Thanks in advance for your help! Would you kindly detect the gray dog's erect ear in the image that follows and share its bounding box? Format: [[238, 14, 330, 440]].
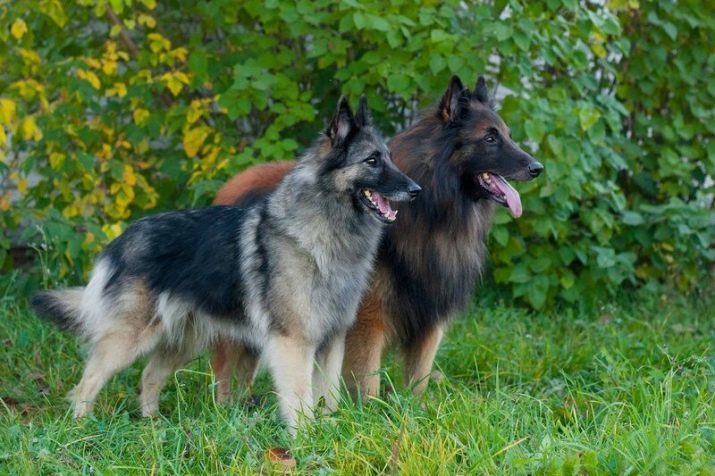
[[473, 76, 491, 106], [327, 96, 356, 147], [355, 95, 372, 128], [438, 75, 468, 123]]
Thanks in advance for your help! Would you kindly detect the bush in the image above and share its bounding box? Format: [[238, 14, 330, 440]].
[[1, 0, 713, 306]]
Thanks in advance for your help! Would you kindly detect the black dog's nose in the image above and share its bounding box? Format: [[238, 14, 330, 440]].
[[529, 161, 544, 178], [408, 183, 421, 199]]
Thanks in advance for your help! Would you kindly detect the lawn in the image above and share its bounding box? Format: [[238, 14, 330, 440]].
[[0, 280, 713, 474]]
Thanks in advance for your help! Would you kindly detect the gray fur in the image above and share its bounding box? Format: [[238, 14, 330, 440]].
[[30, 97, 420, 435]]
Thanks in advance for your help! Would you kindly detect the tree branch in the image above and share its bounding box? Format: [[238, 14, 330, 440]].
[[106, 7, 139, 58]]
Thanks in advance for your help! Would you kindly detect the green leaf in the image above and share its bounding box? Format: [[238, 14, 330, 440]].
[[578, 106, 601, 131], [622, 211, 644, 225], [430, 29, 450, 43], [525, 119, 546, 143], [492, 227, 509, 246], [77, 152, 94, 171], [387, 74, 410, 95], [429, 55, 446, 75], [525, 276, 550, 309], [513, 31, 530, 51]]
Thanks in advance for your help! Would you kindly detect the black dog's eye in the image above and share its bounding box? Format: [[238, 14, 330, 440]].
[[484, 135, 497, 144]]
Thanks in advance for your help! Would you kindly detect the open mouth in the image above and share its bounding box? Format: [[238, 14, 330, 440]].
[[359, 189, 398, 224], [476, 172, 523, 218]]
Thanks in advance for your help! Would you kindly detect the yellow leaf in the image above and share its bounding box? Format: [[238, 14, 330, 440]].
[[162, 72, 189, 96], [102, 222, 124, 240], [186, 99, 204, 125], [183, 126, 209, 157], [83, 57, 102, 69], [106, 82, 127, 97], [136, 139, 149, 154], [63, 204, 79, 218], [140, 0, 157, 9], [103, 59, 118, 76], [591, 43, 607, 59], [138, 13, 156, 28], [123, 165, 137, 186], [11, 79, 44, 100], [148, 33, 171, 53], [18, 48, 41, 65], [77, 69, 101, 89], [172, 47, 188, 63], [49, 152, 65, 169], [21, 116, 43, 141], [11, 19, 28, 40], [17, 178, 27, 194], [203, 145, 220, 167], [98, 143, 112, 159], [0, 194, 10, 211], [133, 108, 150, 125], [40, 0, 68, 27], [0, 127, 6, 146], [0, 99, 17, 124]]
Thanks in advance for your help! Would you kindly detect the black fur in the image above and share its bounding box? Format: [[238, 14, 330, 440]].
[[101, 206, 250, 319], [30, 292, 79, 332]]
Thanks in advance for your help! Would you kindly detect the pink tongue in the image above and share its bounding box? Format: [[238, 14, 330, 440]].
[[491, 175, 522, 218], [372, 192, 395, 215]]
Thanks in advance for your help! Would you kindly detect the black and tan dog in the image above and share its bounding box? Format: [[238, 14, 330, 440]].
[[212, 75, 544, 400]]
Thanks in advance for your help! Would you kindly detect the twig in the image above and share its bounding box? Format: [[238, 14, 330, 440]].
[[106, 7, 139, 58]]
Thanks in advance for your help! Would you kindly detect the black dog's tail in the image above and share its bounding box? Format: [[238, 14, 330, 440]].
[[30, 288, 85, 334]]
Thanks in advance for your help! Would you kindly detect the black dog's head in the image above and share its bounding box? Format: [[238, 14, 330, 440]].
[[321, 96, 421, 224], [438, 75, 543, 218]]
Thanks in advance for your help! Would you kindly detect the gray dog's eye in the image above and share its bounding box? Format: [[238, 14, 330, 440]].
[[364, 152, 380, 166]]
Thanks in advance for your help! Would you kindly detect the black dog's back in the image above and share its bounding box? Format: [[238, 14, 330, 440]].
[[102, 205, 253, 319]]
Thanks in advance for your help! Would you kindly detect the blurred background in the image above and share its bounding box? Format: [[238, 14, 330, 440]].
[[1, 0, 713, 308]]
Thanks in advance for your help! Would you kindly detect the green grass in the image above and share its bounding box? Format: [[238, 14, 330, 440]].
[[1, 282, 713, 474]]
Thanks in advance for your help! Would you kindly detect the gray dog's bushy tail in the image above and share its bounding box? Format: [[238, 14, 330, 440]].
[[30, 288, 84, 334]]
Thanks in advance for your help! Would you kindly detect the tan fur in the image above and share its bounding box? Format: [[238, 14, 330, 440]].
[[313, 331, 346, 413], [342, 286, 391, 398], [212, 342, 259, 404], [71, 281, 163, 417], [263, 334, 316, 430], [403, 323, 445, 395], [214, 161, 296, 206]]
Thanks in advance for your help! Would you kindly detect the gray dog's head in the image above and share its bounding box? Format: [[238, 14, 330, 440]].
[[313, 96, 421, 224]]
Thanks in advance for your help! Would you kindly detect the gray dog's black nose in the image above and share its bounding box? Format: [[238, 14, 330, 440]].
[[529, 161, 544, 178], [408, 183, 421, 199]]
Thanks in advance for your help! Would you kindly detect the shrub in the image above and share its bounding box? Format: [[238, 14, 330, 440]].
[[1, 0, 712, 306]]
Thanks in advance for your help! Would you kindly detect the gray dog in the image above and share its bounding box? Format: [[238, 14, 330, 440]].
[[31, 96, 420, 435]]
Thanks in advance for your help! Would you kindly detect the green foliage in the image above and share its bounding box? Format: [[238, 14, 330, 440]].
[[1, 0, 713, 306]]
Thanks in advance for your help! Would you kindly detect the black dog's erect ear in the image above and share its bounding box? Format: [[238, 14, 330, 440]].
[[473, 76, 491, 106], [327, 96, 356, 147], [438, 75, 468, 123], [355, 95, 372, 128]]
